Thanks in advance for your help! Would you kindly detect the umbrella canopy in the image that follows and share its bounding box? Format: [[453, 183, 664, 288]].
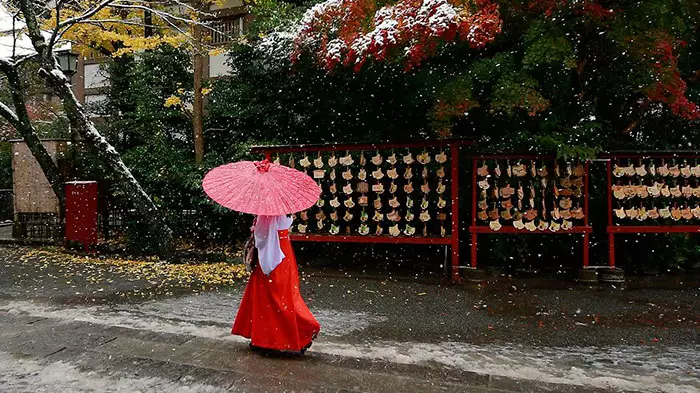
[[203, 160, 321, 216]]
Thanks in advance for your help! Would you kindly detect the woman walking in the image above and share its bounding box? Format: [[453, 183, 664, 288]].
[[232, 214, 319, 353], [203, 159, 321, 355]]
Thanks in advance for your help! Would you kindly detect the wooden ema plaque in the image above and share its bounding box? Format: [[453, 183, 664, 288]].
[[469, 155, 592, 269], [603, 151, 700, 268], [251, 140, 474, 282]]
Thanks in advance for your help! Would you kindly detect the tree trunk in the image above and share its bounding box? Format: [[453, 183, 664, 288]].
[[0, 62, 65, 215], [19, 0, 174, 258], [193, 23, 205, 165], [144, 6, 153, 38]]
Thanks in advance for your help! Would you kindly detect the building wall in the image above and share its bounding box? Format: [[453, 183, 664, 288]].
[[11, 140, 67, 214]]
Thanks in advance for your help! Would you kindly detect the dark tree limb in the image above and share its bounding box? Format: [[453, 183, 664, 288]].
[[0, 59, 66, 213]]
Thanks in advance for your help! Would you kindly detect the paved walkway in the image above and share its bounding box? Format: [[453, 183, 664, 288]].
[[0, 299, 669, 393], [0, 245, 698, 392]]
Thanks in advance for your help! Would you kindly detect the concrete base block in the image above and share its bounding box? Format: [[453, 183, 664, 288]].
[[599, 268, 625, 284], [461, 268, 486, 282], [576, 268, 599, 283]]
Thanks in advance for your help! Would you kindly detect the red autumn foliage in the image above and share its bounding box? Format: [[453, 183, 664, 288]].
[[646, 38, 700, 121], [579, 1, 615, 19], [292, 0, 502, 72]]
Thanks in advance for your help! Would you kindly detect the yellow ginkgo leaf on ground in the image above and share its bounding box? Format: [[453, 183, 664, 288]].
[[16, 247, 248, 290]]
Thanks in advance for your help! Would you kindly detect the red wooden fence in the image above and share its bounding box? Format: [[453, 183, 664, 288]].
[[251, 139, 474, 282]]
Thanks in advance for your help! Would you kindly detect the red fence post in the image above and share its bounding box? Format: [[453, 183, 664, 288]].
[[583, 161, 591, 267], [450, 144, 460, 282], [470, 158, 479, 268], [606, 159, 615, 268]]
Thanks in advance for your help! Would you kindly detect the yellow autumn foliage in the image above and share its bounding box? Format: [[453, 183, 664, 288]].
[[19, 248, 249, 290], [164, 95, 183, 107], [41, 1, 226, 58]]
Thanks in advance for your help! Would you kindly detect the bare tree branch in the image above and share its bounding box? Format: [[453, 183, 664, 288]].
[[0, 101, 20, 128], [109, 3, 227, 39], [73, 19, 165, 28], [50, 0, 61, 48], [55, 0, 113, 30]]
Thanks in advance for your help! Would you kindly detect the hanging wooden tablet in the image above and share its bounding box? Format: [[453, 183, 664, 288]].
[[300, 155, 312, 168], [647, 206, 660, 219], [314, 153, 324, 169], [371, 151, 383, 166], [436, 180, 446, 194], [386, 151, 397, 165], [358, 223, 370, 235], [417, 151, 431, 165], [387, 168, 399, 180], [436, 167, 445, 178], [344, 197, 355, 209], [406, 210, 415, 221], [404, 224, 416, 236], [358, 168, 367, 181], [435, 151, 447, 164], [328, 154, 338, 168], [389, 181, 398, 194], [360, 208, 369, 222], [403, 152, 414, 165], [340, 151, 354, 166]]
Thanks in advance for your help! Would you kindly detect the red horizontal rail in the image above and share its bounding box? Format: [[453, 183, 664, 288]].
[[469, 226, 593, 234], [250, 139, 474, 154], [607, 226, 700, 233], [471, 154, 557, 160], [290, 234, 452, 245], [601, 152, 700, 159]]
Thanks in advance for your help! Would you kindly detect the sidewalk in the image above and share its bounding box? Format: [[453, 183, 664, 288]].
[[0, 245, 698, 392]]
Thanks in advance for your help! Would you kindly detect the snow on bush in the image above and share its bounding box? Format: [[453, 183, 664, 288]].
[[290, 0, 502, 71]]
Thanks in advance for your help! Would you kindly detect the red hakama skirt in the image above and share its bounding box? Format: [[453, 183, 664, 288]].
[[232, 229, 320, 352]]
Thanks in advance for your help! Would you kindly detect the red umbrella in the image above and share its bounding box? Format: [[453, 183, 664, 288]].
[[203, 159, 321, 216]]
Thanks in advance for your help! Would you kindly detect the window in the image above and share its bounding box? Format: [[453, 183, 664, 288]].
[[209, 52, 231, 78], [85, 94, 107, 104], [208, 17, 245, 45], [84, 63, 108, 89], [85, 94, 107, 117]]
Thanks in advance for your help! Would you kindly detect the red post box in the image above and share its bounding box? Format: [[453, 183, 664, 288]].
[[65, 181, 98, 252]]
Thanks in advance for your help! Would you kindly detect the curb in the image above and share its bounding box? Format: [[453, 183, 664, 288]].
[[307, 351, 640, 393]]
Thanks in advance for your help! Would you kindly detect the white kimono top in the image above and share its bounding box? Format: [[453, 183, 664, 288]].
[[253, 215, 293, 275]]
